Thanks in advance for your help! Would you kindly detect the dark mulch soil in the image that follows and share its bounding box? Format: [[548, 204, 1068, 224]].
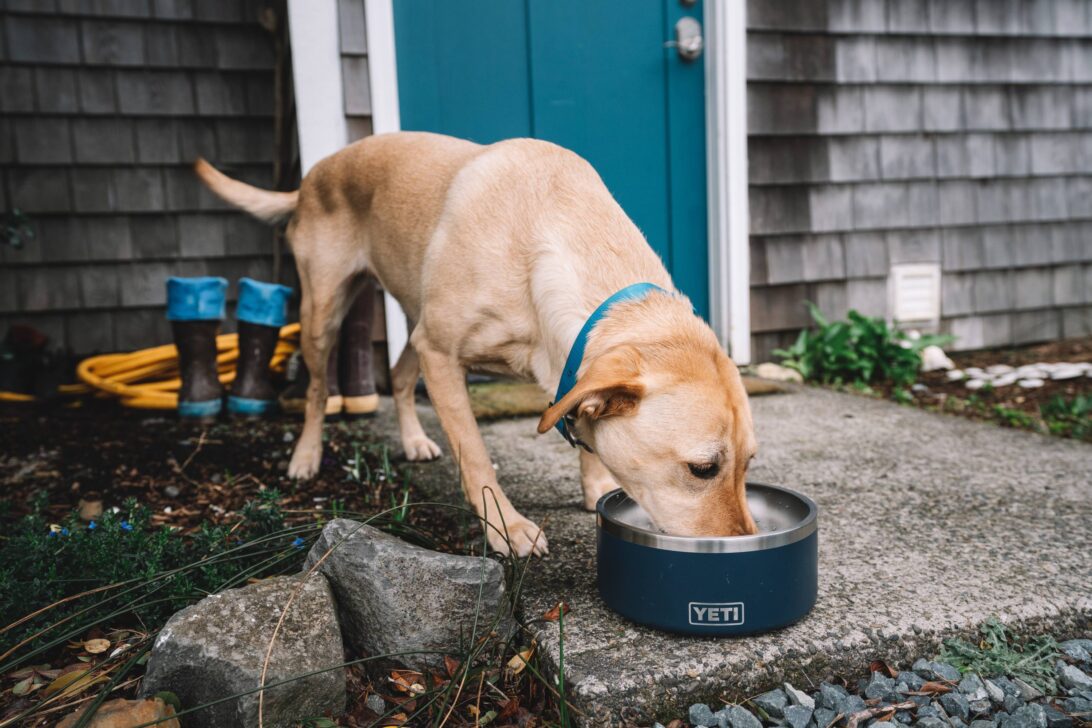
[[873, 337, 1092, 440], [0, 399, 472, 547]]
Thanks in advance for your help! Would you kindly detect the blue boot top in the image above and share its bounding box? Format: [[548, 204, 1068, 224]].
[[167, 276, 228, 322], [236, 277, 294, 328]]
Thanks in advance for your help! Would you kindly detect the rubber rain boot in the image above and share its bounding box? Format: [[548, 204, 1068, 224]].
[[166, 276, 227, 420], [278, 342, 342, 417], [228, 277, 293, 417], [339, 278, 380, 417]]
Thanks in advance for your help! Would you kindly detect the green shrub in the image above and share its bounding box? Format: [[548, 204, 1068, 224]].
[[0, 490, 310, 659], [773, 303, 952, 389]]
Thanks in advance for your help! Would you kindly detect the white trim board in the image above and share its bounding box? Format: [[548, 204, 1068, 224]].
[[363, 0, 410, 366], [705, 1, 751, 364]]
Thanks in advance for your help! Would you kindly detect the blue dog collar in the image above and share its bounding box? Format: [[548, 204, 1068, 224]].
[[552, 282, 666, 448]]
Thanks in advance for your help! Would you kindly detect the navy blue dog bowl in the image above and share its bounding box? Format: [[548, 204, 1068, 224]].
[[596, 483, 818, 635]]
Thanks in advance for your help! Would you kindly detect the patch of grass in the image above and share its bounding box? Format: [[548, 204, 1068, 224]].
[[0, 489, 310, 660], [937, 617, 1061, 693], [774, 303, 952, 390]]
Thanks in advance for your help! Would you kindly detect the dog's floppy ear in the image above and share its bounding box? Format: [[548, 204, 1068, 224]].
[[537, 346, 645, 434]]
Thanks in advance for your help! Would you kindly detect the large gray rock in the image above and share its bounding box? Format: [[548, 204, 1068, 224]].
[[304, 519, 513, 670], [142, 575, 345, 728]]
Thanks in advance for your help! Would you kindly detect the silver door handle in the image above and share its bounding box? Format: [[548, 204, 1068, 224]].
[[665, 16, 703, 62]]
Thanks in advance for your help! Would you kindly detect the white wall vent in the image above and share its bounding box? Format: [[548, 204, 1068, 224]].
[[888, 263, 941, 323]]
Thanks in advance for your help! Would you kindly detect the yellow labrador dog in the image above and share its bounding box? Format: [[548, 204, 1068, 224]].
[[196, 132, 757, 557]]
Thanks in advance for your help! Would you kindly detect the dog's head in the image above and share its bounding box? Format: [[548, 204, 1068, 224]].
[[538, 333, 758, 537]]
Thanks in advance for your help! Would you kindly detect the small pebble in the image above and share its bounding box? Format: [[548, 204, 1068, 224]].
[[365, 693, 386, 714], [984, 679, 1005, 704], [814, 707, 838, 728], [965, 379, 988, 391], [1059, 640, 1092, 663], [991, 373, 1017, 387], [1017, 378, 1044, 389], [1011, 678, 1042, 702], [1056, 662, 1092, 691], [1002, 694, 1024, 714], [873, 723, 898, 728], [971, 721, 995, 728], [946, 369, 966, 381], [784, 683, 815, 710], [283, 431, 295, 443], [817, 683, 847, 712], [917, 717, 949, 728], [752, 689, 788, 719], [986, 364, 1015, 375], [1042, 705, 1072, 728], [783, 705, 812, 728], [960, 674, 989, 702], [942, 692, 972, 721], [690, 703, 717, 727], [719, 704, 761, 728], [164, 485, 180, 498], [899, 671, 926, 691]]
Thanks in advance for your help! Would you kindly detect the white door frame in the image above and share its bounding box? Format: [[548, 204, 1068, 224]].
[[290, 0, 750, 366]]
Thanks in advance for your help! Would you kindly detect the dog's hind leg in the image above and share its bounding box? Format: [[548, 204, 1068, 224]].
[[287, 254, 357, 480], [391, 338, 442, 461]]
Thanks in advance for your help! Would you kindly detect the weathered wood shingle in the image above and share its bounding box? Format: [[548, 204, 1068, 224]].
[[748, 0, 1092, 361], [1, 0, 280, 353]]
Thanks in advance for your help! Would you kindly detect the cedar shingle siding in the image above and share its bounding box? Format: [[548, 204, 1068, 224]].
[[748, 0, 1092, 360], [1, 0, 278, 354]]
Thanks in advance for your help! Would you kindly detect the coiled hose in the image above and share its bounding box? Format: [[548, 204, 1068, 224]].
[[0, 324, 301, 409]]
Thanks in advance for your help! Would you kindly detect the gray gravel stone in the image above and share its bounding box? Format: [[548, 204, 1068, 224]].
[[1012, 678, 1043, 701], [991, 677, 1019, 697], [141, 575, 345, 728], [843, 695, 867, 715], [933, 662, 963, 682], [690, 703, 717, 727], [895, 711, 913, 724], [912, 658, 933, 676], [719, 704, 763, 728], [1056, 662, 1092, 691], [916, 717, 949, 728], [365, 693, 386, 714], [814, 707, 838, 728], [785, 683, 815, 710], [818, 683, 848, 711], [984, 679, 1005, 704], [866, 672, 896, 700], [1001, 704, 1048, 728], [1042, 704, 1072, 728], [898, 671, 926, 691], [1059, 641, 1091, 663], [1003, 694, 1024, 714], [873, 722, 897, 728], [1061, 696, 1092, 714], [918, 705, 941, 719], [969, 698, 992, 715], [960, 674, 990, 701], [971, 720, 995, 728], [942, 692, 971, 720], [304, 519, 513, 671], [784, 705, 812, 728], [753, 689, 789, 719], [951, 719, 968, 728]]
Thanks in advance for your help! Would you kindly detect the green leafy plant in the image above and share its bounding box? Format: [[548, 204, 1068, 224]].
[[774, 303, 953, 389], [2, 208, 34, 249], [1040, 394, 1091, 440], [993, 405, 1038, 431], [937, 618, 1060, 693]]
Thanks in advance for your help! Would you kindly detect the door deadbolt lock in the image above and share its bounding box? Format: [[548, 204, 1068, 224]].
[[666, 16, 703, 62]]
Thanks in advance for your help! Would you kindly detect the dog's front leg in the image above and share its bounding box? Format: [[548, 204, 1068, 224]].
[[579, 449, 621, 512], [416, 342, 548, 557]]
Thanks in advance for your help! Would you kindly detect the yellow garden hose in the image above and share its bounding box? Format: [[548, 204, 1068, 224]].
[[7, 323, 304, 410]]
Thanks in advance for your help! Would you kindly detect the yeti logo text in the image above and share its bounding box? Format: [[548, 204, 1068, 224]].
[[688, 602, 745, 626]]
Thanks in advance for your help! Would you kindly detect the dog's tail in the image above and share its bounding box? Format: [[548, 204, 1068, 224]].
[[193, 158, 298, 224]]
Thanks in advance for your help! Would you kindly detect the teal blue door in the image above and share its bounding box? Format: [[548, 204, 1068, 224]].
[[393, 0, 709, 319]]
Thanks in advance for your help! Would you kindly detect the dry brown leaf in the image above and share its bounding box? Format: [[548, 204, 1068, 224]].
[[84, 638, 111, 654], [870, 659, 898, 679], [388, 670, 425, 695], [542, 602, 571, 622], [11, 676, 35, 696], [915, 681, 953, 695], [443, 655, 461, 678], [41, 669, 108, 700], [666, 720, 684, 728], [497, 697, 520, 720], [505, 646, 535, 677]]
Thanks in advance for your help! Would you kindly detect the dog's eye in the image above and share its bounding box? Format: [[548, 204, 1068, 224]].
[[688, 462, 720, 479]]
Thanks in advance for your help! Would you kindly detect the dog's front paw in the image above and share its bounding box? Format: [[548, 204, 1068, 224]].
[[403, 435, 442, 462], [287, 443, 322, 480], [488, 517, 548, 558]]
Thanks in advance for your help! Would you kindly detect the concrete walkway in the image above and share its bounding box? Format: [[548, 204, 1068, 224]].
[[367, 386, 1092, 727]]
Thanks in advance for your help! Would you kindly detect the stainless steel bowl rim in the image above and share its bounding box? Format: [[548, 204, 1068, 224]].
[[596, 482, 818, 553]]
